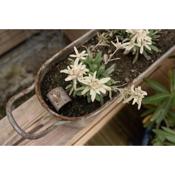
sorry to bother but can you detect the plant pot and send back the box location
[6,30,175,140]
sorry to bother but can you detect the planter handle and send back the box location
[6,83,67,140]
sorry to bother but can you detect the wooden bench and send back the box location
[0,30,173,145]
[0,30,38,57]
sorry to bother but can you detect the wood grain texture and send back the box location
[0,30,38,56]
[63,30,89,41]
[86,105,144,145]
[0,95,81,145]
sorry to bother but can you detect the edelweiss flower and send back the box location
[122,40,137,54]
[96,32,110,46]
[130,85,147,109]
[119,85,147,110]
[126,29,152,54]
[118,87,132,103]
[60,58,89,89]
[111,37,124,51]
[79,72,111,102]
[126,29,150,39]
[70,46,88,60]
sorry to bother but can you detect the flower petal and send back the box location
[65,76,74,81]
[100,77,110,83]
[74,46,79,55]
[82,87,89,95]
[90,89,96,102]
[60,69,69,74]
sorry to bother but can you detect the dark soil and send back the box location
[41,30,175,117]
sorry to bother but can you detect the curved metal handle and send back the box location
[6,83,60,140]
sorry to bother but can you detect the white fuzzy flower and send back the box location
[126,29,152,54]
[96,32,110,47]
[126,29,149,39]
[122,40,137,54]
[111,37,124,51]
[118,87,132,103]
[119,85,147,110]
[60,58,89,89]
[130,85,147,109]
[79,72,111,102]
[70,46,88,60]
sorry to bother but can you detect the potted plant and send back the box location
[6,29,175,139]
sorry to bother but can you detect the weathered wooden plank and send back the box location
[63,30,89,41]
[0,95,81,145]
[86,105,144,145]
[0,30,38,56]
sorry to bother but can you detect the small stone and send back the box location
[47,87,71,111]
[131,69,136,73]
[108,49,112,54]
[103,54,108,59]
[125,77,130,83]
[90,45,95,49]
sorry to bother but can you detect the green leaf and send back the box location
[141,108,155,117]
[87,96,91,103]
[166,111,175,127]
[153,129,166,145]
[143,51,151,60]
[169,69,175,92]
[150,45,160,52]
[162,127,175,135]
[171,96,175,108]
[95,94,101,102]
[161,127,175,144]
[144,79,169,93]
[105,64,116,76]
[151,97,172,124]
[143,93,170,105]
[168,110,175,118]
[96,94,104,104]
[97,65,106,77]
[152,127,175,145]
[94,52,103,64]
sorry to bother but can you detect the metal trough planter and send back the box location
[6,30,175,140]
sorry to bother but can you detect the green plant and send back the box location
[123,30,160,63]
[103,29,160,64]
[94,32,110,48]
[118,85,147,110]
[83,52,116,79]
[153,127,175,145]
[60,47,117,103]
[142,69,175,145]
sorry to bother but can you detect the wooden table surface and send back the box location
[0,30,38,57]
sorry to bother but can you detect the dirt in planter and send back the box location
[41,30,175,117]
